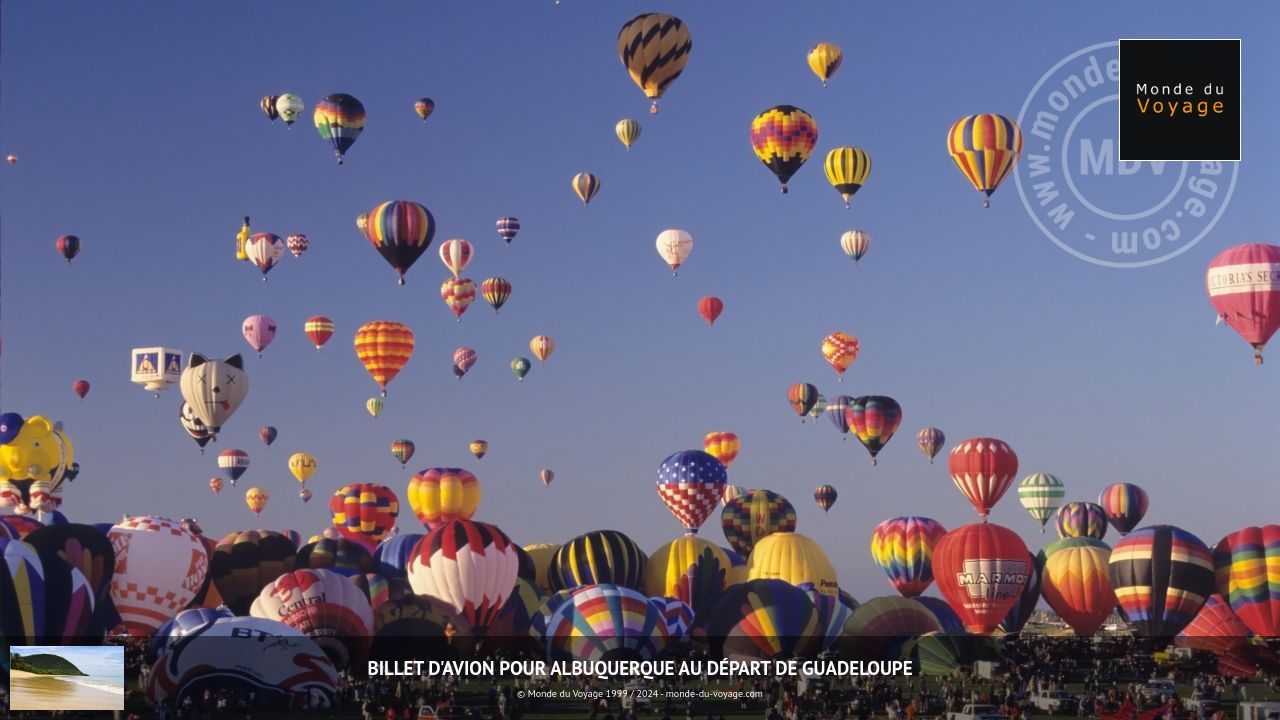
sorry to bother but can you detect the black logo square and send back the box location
[1119,39,1240,161]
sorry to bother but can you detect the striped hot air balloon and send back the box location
[869,516,946,597]
[406,468,481,531]
[363,200,435,285]
[948,437,1018,518]
[440,278,476,320]
[548,529,647,592]
[813,484,838,513]
[1098,483,1149,535]
[702,431,739,468]
[947,113,1023,207]
[353,321,414,396]
[329,483,399,552]
[1056,502,1108,541]
[916,427,945,463]
[1213,525,1280,638]
[313,93,365,164]
[304,316,334,351]
[1017,473,1065,532]
[481,277,512,313]
[571,173,601,206]
[823,147,871,208]
[390,439,415,468]
[1109,525,1215,637]
[495,217,520,245]
[787,382,819,421]
[846,395,901,465]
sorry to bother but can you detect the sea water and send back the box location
[60,674,125,696]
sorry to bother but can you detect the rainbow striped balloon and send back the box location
[1109,525,1214,637]
[1098,483,1149,536]
[869,516,947,598]
[1213,525,1280,638]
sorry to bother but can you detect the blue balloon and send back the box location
[656,450,727,488]
[373,533,423,578]
[148,607,235,664]
[0,413,24,444]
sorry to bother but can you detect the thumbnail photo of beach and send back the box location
[8,645,124,711]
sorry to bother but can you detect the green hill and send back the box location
[10,652,87,676]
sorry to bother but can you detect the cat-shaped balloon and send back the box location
[179,353,249,437]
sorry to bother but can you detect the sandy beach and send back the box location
[9,668,124,711]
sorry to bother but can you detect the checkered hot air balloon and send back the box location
[329,483,399,552]
[720,489,797,557]
[750,105,818,193]
[820,332,859,380]
[440,278,476,321]
[1017,472,1065,532]
[656,450,726,536]
[353,321,414,397]
[286,233,308,258]
[948,437,1019,518]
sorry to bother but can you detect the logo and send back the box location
[1118,39,1240,161]
[1015,42,1238,268]
[956,558,1028,600]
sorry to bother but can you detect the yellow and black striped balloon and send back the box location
[824,147,872,208]
[548,529,647,592]
[617,13,692,113]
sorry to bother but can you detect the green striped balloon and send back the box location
[1017,473,1065,532]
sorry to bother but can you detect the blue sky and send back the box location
[12,646,122,676]
[1,2,1277,600]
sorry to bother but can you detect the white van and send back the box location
[1237,702,1280,720]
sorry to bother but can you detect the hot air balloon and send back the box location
[406,468,481,531]
[616,118,641,149]
[617,13,691,114]
[414,97,435,121]
[496,216,520,245]
[179,402,212,453]
[750,105,818,193]
[529,335,555,363]
[1097,483,1149,536]
[511,357,531,381]
[438,238,473,278]
[250,567,373,667]
[655,228,693,275]
[241,315,277,358]
[245,487,269,515]
[301,316,334,352]
[824,147,871,208]
[697,296,723,326]
[656,450,727,535]
[1179,594,1255,655]
[406,520,519,631]
[244,232,285,280]
[1110,525,1215,637]
[644,536,730,617]
[363,200,435,284]
[285,233,308,258]
[808,395,828,422]
[1039,537,1116,636]
[1056,502,1108,540]
[702,579,821,661]
[0,538,95,642]
[1205,244,1280,363]
[354,321,414,396]
[287,452,316,484]
[24,522,121,635]
[72,380,90,400]
[549,530,647,592]
[329,483,400,551]
[571,173,600,206]
[440,277,476,320]
[209,477,223,494]
[366,397,384,418]
[840,230,870,264]
[6,154,17,165]
[1213,525,1280,638]
[298,487,312,503]
[390,439,415,468]
[56,235,81,264]
[538,468,554,487]
[869,516,947,598]
[261,94,279,121]
[947,114,1023,207]
[824,395,852,437]
[720,489,797,558]
[1017,473,1065,532]
[313,93,365,164]
[469,440,488,459]
[258,426,276,447]
[702,431,739,468]
[998,551,1044,634]
[276,93,303,125]
[108,516,208,635]
[932,522,1030,635]
[787,382,819,421]
[839,597,942,662]
[453,347,477,379]
[481,277,512,313]
[296,537,372,578]
[916,427,945,463]
[813,485,837,513]
[807,42,842,86]
[218,449,250,483]
[208,530,298,615]
[820,332,859,380]
[179,353,250,437]
[847,395,902,465]
[542,583,670,662]
[948,437,1019,518]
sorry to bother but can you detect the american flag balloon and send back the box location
[655,450,727,535]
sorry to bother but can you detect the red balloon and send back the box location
[697,296,724,326]
[932,522,1030,635]
[1206,243,1280,364]
[947,437,1018,517]
[72,380,90,399]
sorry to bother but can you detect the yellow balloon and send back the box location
[469,439,488,459]
[245,487,269,515]
[288,452,317,484]
[406,468,482,530]
[522,542,561,592]
[530,335,555,363]
[644,536,730,600]
[807,42,843,86]
[615,119,641,150]
[746,532,839,596]
[235,216,251,262]
[617,13,692,113]
[366,397,384,417]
